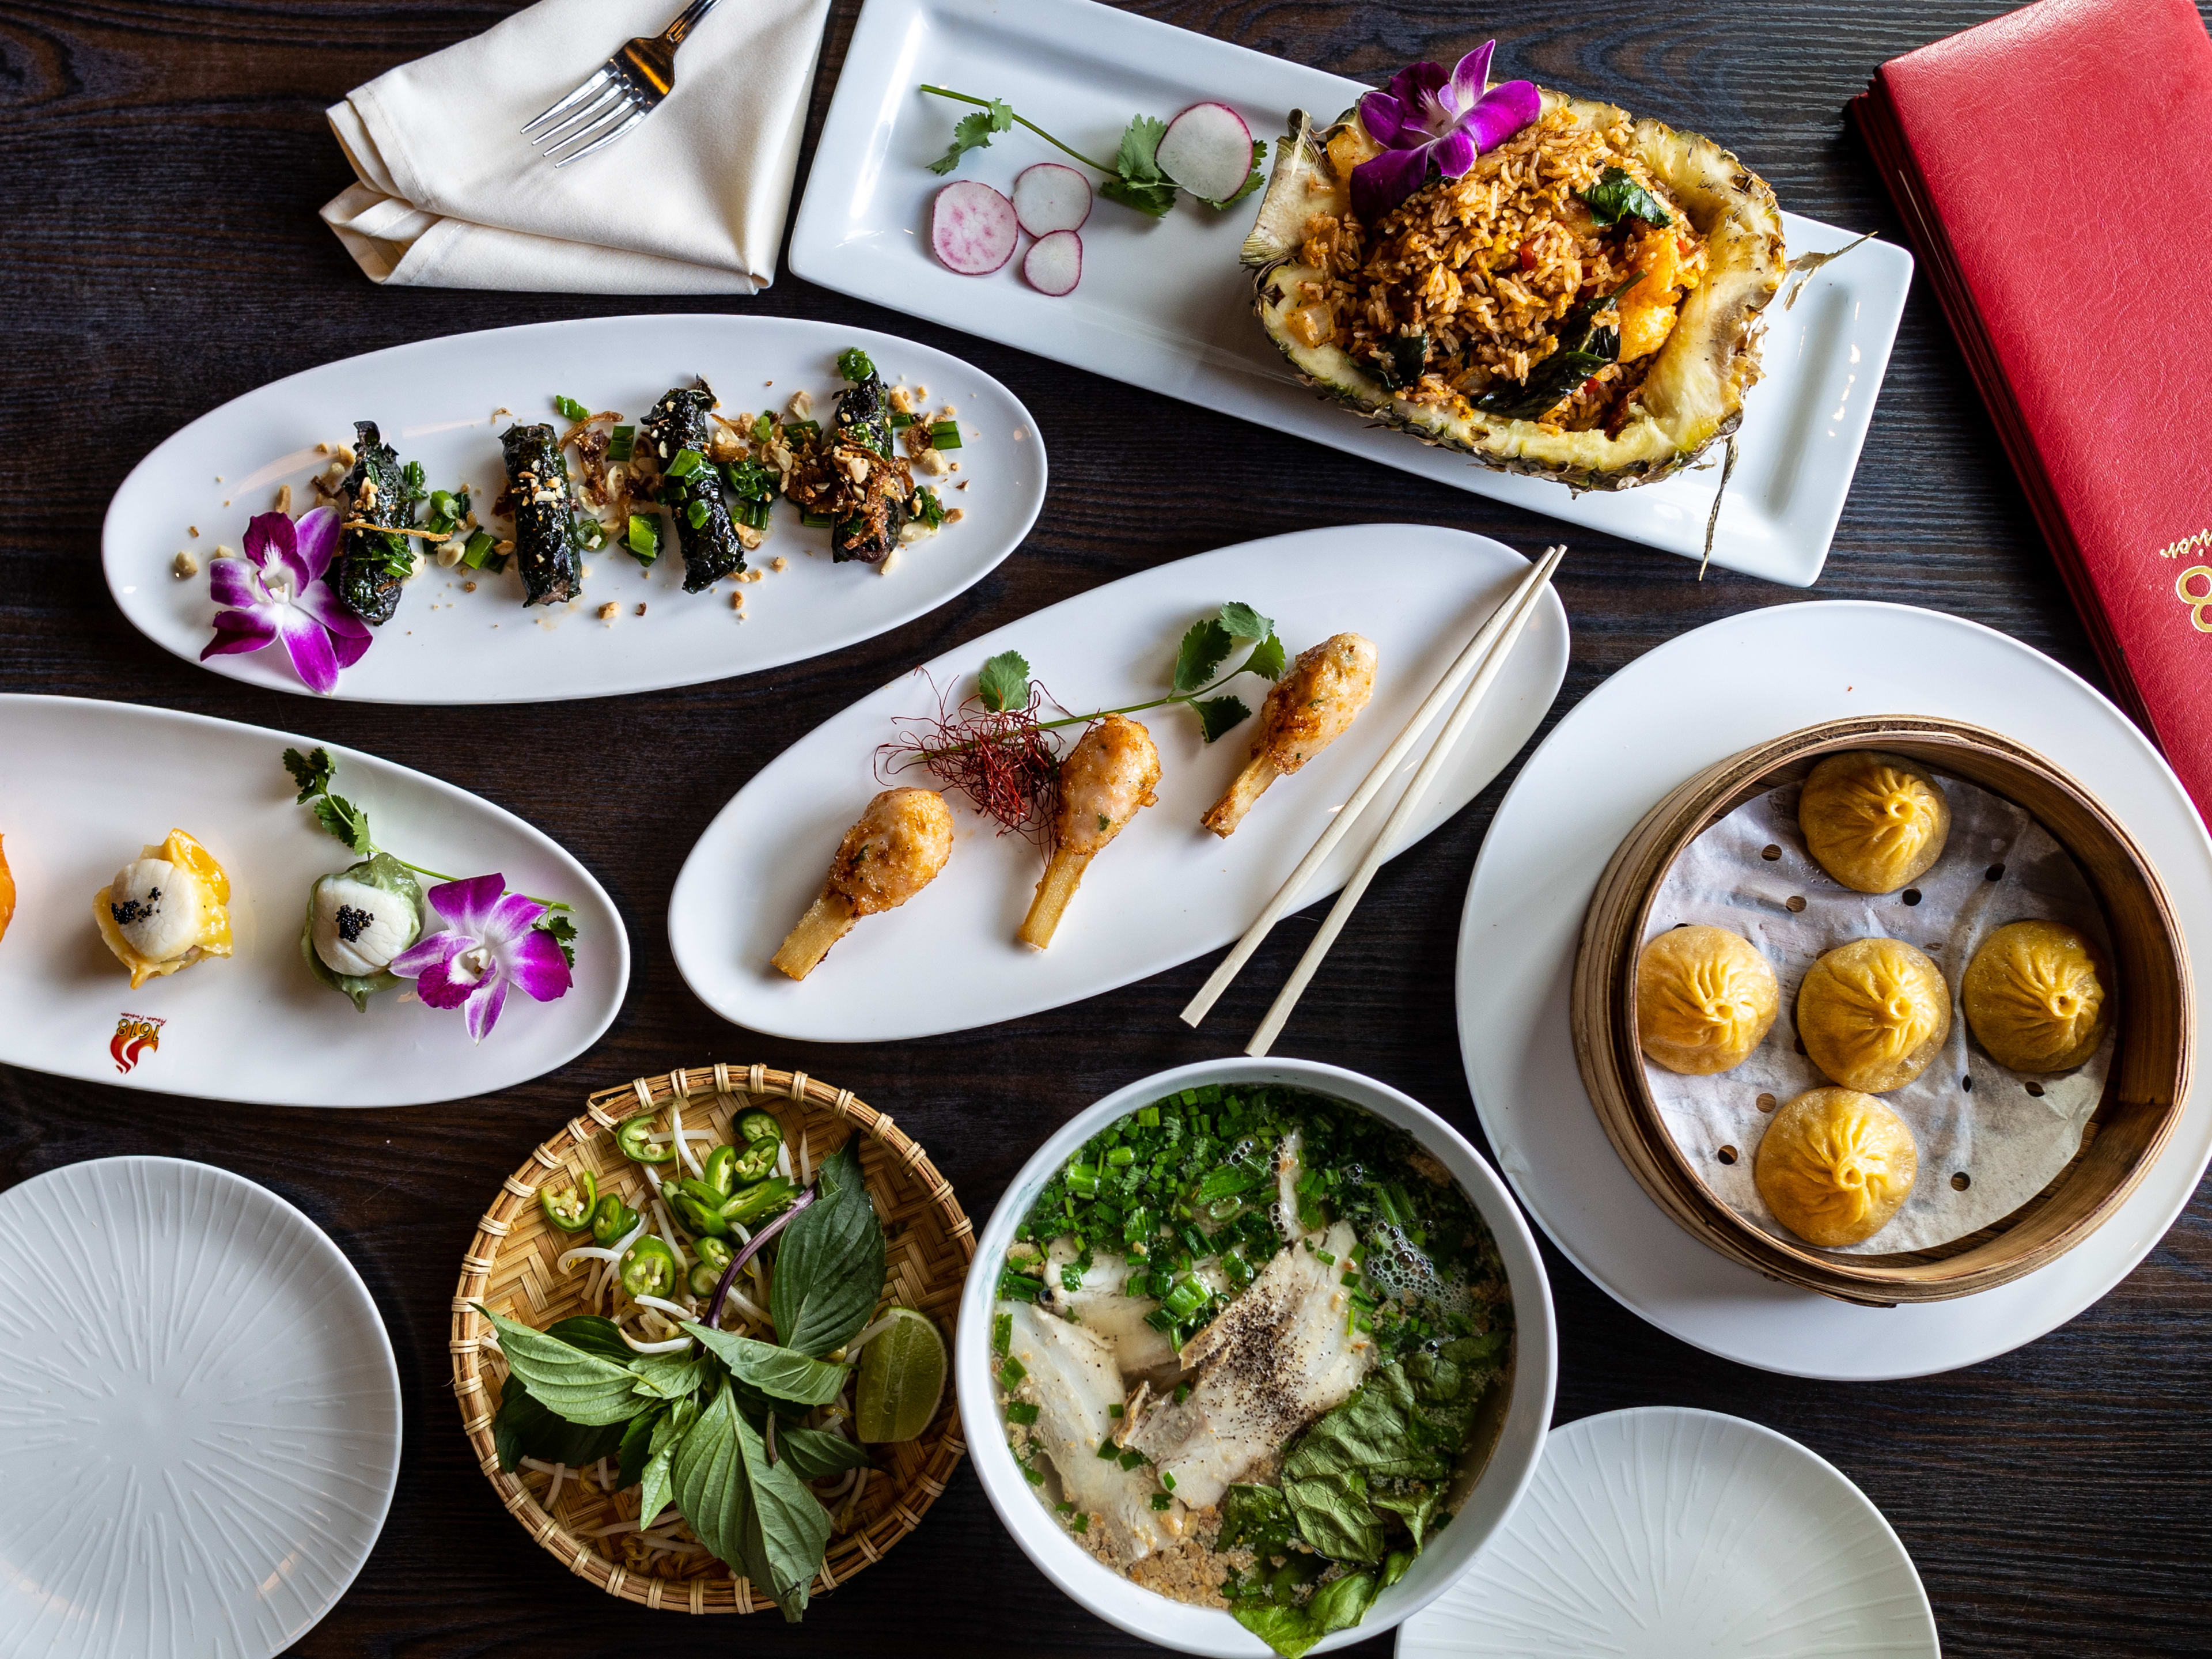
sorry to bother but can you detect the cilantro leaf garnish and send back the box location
[1218,602,1275,642]
[283,745,372,853]
[930,97,1014,174]
[1097,115,1178,218]
[283,745,334,802]
[537,911,579,969]
[1244,632,1287,683]
[979,650,1033,713]
[1194,695,1253,744]
[1173,618,1235,694]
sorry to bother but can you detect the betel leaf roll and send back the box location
[498,423,584,607]
[825,359,909,565]
[335,421,415,626]
[642,385,747,592]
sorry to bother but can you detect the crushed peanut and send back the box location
[635,603,647,616]
[275,483,293,514]
[888,385,915,415]
[462,580,478,593]
[787,389,814,420]
[597,602,620,622]
[771,556,788,572]
[171,550,199,579]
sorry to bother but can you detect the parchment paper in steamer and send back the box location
[1641,775,2116,1255]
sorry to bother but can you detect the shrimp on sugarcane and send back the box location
[1019,714,1160,950]
[1201,632,1377,838]
[772,787,954,980]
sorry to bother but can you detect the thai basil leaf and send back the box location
[1173,618,1234,693]
[1243,632,1287,683]
[773,1422,872,1482]
[476,1305,649,1426]
[683,1323,851,1406]
[978,650,1031,713]
[490,1376,626,1474]
[672,1380,749,1569]
[545,1315,632,1362]
[734,1406,833,1622]
[628,1353,707,1400]
[616,1404,664,1488]
[1580,165,1672,228]
[1368,331,1430,391]
[1476,317,1618,421]
[767,1139,885,1358]
[637,1444,679,1532]
[1194,695,1252,744]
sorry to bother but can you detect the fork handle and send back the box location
[663,0,724,47]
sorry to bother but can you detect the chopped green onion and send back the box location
[401,459,426,497]
[837,347,877,382]
[460,530,500,570]
[1107,1146,1136,1167]
[799,509,835,529]
[1021,1461,1046,1486]
[786,419,822,440]
[1173,1382,1191,1405]
[685,499,710,529]
[928,419,962,449]
[625,514,661,564]
[427,490,460,521]
[752,413,773,443]
[997,1268,1045,1303]
[1096,1437,1119,1461]
[554,394,592,422]
[607,425,635,461]
[665,448,705,479]
[1006,1402,1040,1425]
[1315,1249,1336,1266]
[997,1358,1026,1391]
[1107,1403,1124,1419]
[890,411,916,429]
[1054,1500,1076,1516]
[1118,1449,1146,1471]
[1150,1493,1173,1510]
[1138,1107,1160,1127]
[731,497,771,531]
[1069,1513,1088,1534]
[1160,1469,1176,1492]
[992,1312,1011,1357]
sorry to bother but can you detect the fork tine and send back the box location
[521,67,612,137]
[533,84,629,150]
[552,105,647,166]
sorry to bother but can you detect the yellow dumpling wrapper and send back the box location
[1963,919,2110,1073]
[1798,751,1951,894]
[1756,1086,1919,1247]
[1797,937,1951,1093]
[93,828,233,991]
[1636,924,1779,1075]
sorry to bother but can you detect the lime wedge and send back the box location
[854,1307,946,1443]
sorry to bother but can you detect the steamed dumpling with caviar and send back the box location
[1636,925,1779,1075]
[302,852,425,1011]
[1963,919,2111,1073]
[93,829,233,989]
[1755,1087,1919,1247]
[1796,937,1952,1093]
[1797,751,1952,893]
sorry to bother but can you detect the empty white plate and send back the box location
[1398,1407,1938,1658]
[0,1157,402,1659]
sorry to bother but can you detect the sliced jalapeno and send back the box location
[672,1190,729,1238]
[694,1236,733,1275]
[721,1176,797,1228]
[736,1109,783,1145]
[538,1168,597,1233]
[590,1194,638,1247]
[702,1143,739,1199]
[687,1260,725,1297]
[732,1139,780,1184]
[616,1115,675,1164]
[619,1235,679,1299]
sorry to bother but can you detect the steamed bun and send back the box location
[1797,937,1952,1093]
[1636,925,1779,1075]
[1755,1086,1919,1247]
[1963,919,2111,1073]
[1798,751,1951,893]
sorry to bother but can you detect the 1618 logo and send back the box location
[110,1013,165,1074]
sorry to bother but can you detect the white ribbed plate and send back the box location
[0,1158,400,1659]
[1398,1408,1937,1659]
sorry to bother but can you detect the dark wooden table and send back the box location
[5,2,2207,1654]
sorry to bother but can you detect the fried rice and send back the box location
[1286,105,1710,432]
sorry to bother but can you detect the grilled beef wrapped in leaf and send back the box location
[643,384,747,592]
[826,356,910,565]
[499,423,584,607]
[336,421,414,626]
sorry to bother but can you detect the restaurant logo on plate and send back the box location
[109,1012,165,1074]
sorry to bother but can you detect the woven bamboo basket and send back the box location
[1573,717,2194,1305]
[451,1063,972,1611]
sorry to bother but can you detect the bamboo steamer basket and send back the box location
[451,1063,972,1611]
[1573,717,2193,1306]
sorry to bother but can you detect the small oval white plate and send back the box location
[1397,1407,1938,1659]
[670,525,1569,1043]
[0,695,627,1106]
[104,316,1046,704]
[0,1157,403,1659]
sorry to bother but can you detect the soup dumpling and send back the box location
[1797,751,1950,893]
[1796,937,1951,1093]
[1756,1086,1919,1247]
[1636,924,1779,1075]
[1963,919,2111,1073]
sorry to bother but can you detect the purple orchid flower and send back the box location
[389,874,573,1043]
[1351,41,1543,222]
[200,506,373,696]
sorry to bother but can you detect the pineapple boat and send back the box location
[1242,42,1784,490]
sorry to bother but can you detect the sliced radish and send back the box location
[1022,230,1082,296]
[931,181,1018,275]
[1155,101,1255,205]
[1013,162,1092,236]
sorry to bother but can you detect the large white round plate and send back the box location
[0,1157,402,1658]
[1457,601,2212,1378]
[1397,1408,1937,1658]
[672,525,1569,1042]
[0,695,627,1105]
[104,316,1045,704]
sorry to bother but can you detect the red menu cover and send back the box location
[1850,0,2212,829]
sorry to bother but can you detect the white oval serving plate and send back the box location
[1397,1407,1937,1659]
[0,695,627,1105]
[0,1156,403,1659]
[958,1058,1556,1658]
[104,316,1046,704]
[669,525,1569,1043]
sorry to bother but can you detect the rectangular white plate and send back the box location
[790,0,1914,586]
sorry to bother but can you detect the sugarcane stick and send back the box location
[1200,755,1282,839]
[772,891,858,980]
[1019,849,1094,949]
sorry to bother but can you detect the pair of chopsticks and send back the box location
[1181,543,1567,1055]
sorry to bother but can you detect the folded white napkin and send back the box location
[320,0,830,294]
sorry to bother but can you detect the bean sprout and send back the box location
[843,1313,897,1356]
[632,1293,698,1324]
[798,1128,812,1187]
[619,1328,693,1354]
[778,1139,794,1181]
[670,1093,702,1179]
[556,1214,647,1275]
[652,1200,690,1271]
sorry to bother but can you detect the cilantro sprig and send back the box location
[921,86,1263,218]
[976,601,1285,743]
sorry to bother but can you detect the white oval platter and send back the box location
[0,1156,403,1659]
[0,695,627,1105]
[104,316,1046,704]
[670,524,1569,1043]
[1397,1407,1938,1659]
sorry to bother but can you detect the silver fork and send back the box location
[521,0,726,166]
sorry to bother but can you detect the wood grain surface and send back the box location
[2,2,2207,1654]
